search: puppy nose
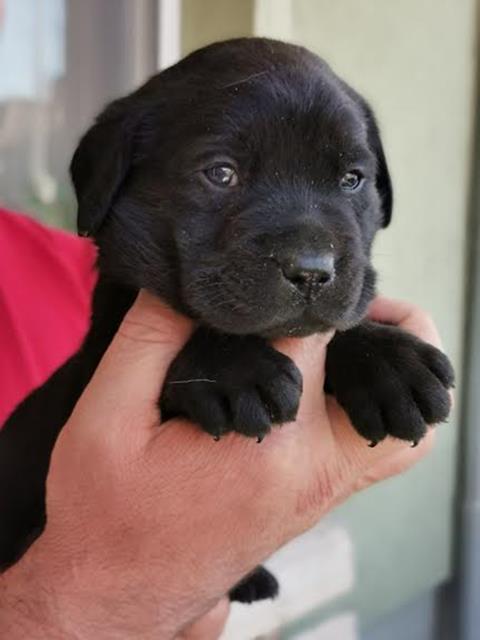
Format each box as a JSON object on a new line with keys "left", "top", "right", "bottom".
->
{"left": 280, "top": 252, "right": 335, "bottom": 291}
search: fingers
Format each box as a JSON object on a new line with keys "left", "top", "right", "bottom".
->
{"left": 177, "top": 598, "right": 230, "bottom": 640}
{"left": 368, "top": 295, "right": 453, "bottom": 404}
{"left": 353, "top": 428, "right": 436, "bottom": 493}
{"left": 366, "top": 424, "right": 435, "bottom": 478}
{"left": 326, "top": 397, "right": 437, "bottom": 493}
{"left": 273, "top": 330, "right": 334, "bottom": 392}
{"left": 272, "top": 332, "right": 334, "bottom": 433}
{"left": 368, "top": 296, "right": 442, "bottom": 347}
{"left": 326, "top": 299, "right": 449, "bottom": 501}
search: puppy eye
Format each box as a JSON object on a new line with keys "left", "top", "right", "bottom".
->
{"left": 340, "top": 171, "right": 363, "bottom": 191}
{"left": 204, "top": 164, "right": 239, "bottom": 188}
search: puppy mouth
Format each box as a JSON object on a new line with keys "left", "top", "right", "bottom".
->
{"left": 257, "top": 303, "right": 359, "bottom": 339}
{"left": 182, "top": 265, "right": 369, "bottom": 338}
{"left": 179, "top": 241, "right": 373, "bottom": 337}
{"left": 199, "top": 301, "right": 357, "bottom": 339}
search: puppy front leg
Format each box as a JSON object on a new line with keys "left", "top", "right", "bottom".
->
{"left": 325, "top": 321, "right": 455, "bottom": 446}
{"left": 160, "top": 328, "right": 302, "bottom": 441}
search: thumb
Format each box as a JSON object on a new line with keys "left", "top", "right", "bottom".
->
{"left": 177, "top": 598, "right": 230, "bottom": 640}
{"left": 367, "top": 296, "right": 442, "bottom": 347}
{"left": 273, "top": 331, "right": 334, "bottom": 411}
{"left": 108, "top": 289, "right": 193, "bottom": 387}
{"left": 75, "top": 290, "right": 193, "bottom": 429}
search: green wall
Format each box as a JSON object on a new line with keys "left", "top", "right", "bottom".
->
{"left": 181, "top": 0, "right": 477, "bottom": 631}
{"left": 280, "top": 0, "right": 476, "bottom": 627}
{"left": 182, "top": 0, "right": 254, "bottom": 54}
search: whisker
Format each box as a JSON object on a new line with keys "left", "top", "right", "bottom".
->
{"left": 167, "top": 378, "right": 217, "bottom": 385}
{"left": 223, "top": 70, "right": 269, "bottom": 88}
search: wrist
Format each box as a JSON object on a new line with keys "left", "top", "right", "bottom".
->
{"left": 0, "top": 536, "right": 181, "bottom": 640}
{"left": 0, "top": 542, "right": 65, "bottom": 640}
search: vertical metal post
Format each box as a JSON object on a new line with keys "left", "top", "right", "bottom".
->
{"left": 459, "top": 10, "right": 480, "bottom": 639}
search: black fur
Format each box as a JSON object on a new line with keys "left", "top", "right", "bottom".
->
{"left": 0, "top": 38, "right": 454, "bottom": 604}
{"left": 229, "top": 565, "right": 279, "bottom": 604}
{"left": 162, "top": 330, "right": 302, "bottom": 441}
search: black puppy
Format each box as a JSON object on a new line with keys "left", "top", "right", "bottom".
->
{"left": 0, "top": 38, "right": 454, "bottom": 603}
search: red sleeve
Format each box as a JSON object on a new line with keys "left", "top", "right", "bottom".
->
{"left": 0, "top": 208, "right": 97, "bottom": 426}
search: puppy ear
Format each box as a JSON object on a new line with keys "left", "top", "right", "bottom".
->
{"left": 70, "top": 101, "right": 141, "bottom": 237}
{"left": 361, "top": 104, "right": 393, "bottom": 228}
{"left": 341, "top": 84, "right": 393, "bottom": 228}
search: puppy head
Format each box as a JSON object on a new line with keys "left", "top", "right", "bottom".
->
{"left": 71, "top": 38, "right": 392, "bottom": 337}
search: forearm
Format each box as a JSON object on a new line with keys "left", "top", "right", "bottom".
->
{"left": 0, "top": 548, "right": 65, "bottom": 640}
{"left": 0, "top": 447, "right": 287, "bottom": 640}
{"left": 0, "top": 539, "right": 181, "bottom": 640}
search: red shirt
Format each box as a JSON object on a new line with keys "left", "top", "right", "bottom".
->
{"left": 0, "top": 208, "right": 97, "bottom": 425}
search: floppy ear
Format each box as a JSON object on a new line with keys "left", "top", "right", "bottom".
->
{"left": 340, "top": 83, "right": 393, "bottom": 228}
{"left": 361, "top": 102, "right": 393, "bottom": 228}
{"left": 70, "top": 101, "right": 141, "bottom": 237}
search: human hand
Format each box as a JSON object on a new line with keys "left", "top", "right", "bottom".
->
{"left": 0, "top": 294, "right": 448, "bottom": 639}
{"left": 352, "top": 296, "right": 450, "bottom": 487}
{"left": 176, "top": 598, "right": 229, "bottom": 639}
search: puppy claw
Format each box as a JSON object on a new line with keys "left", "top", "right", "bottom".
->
{"left": 257, "top": 435, "right": 264, "bottom": 444}
{"left": 368, "top": 440, "right": 378, "bottom": 448}
{"left": 411, "top": 440, "right": 419, "bottom": 448}
{"left": 213, "top": 435, "right": 221, "bottom": 442}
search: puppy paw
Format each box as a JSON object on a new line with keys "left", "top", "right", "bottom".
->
{"left": 229, "top": 565, "right": 279, "bottom": 603}
{"left": 325, "top": 321, "right": 454, "bottom": 445}
{"left": 160, "top": 329, "right": 302, "bottom": 440}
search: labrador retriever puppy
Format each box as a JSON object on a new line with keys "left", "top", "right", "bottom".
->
{"left": 0, "top": 38, "right": 454, "bottom": 603}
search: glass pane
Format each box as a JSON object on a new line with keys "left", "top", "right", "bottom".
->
{"left": 0, "top": 0, "right": 157, "bottom": 228}
{"left": 0, "top": 0, "right": 70, "bottom": 225}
